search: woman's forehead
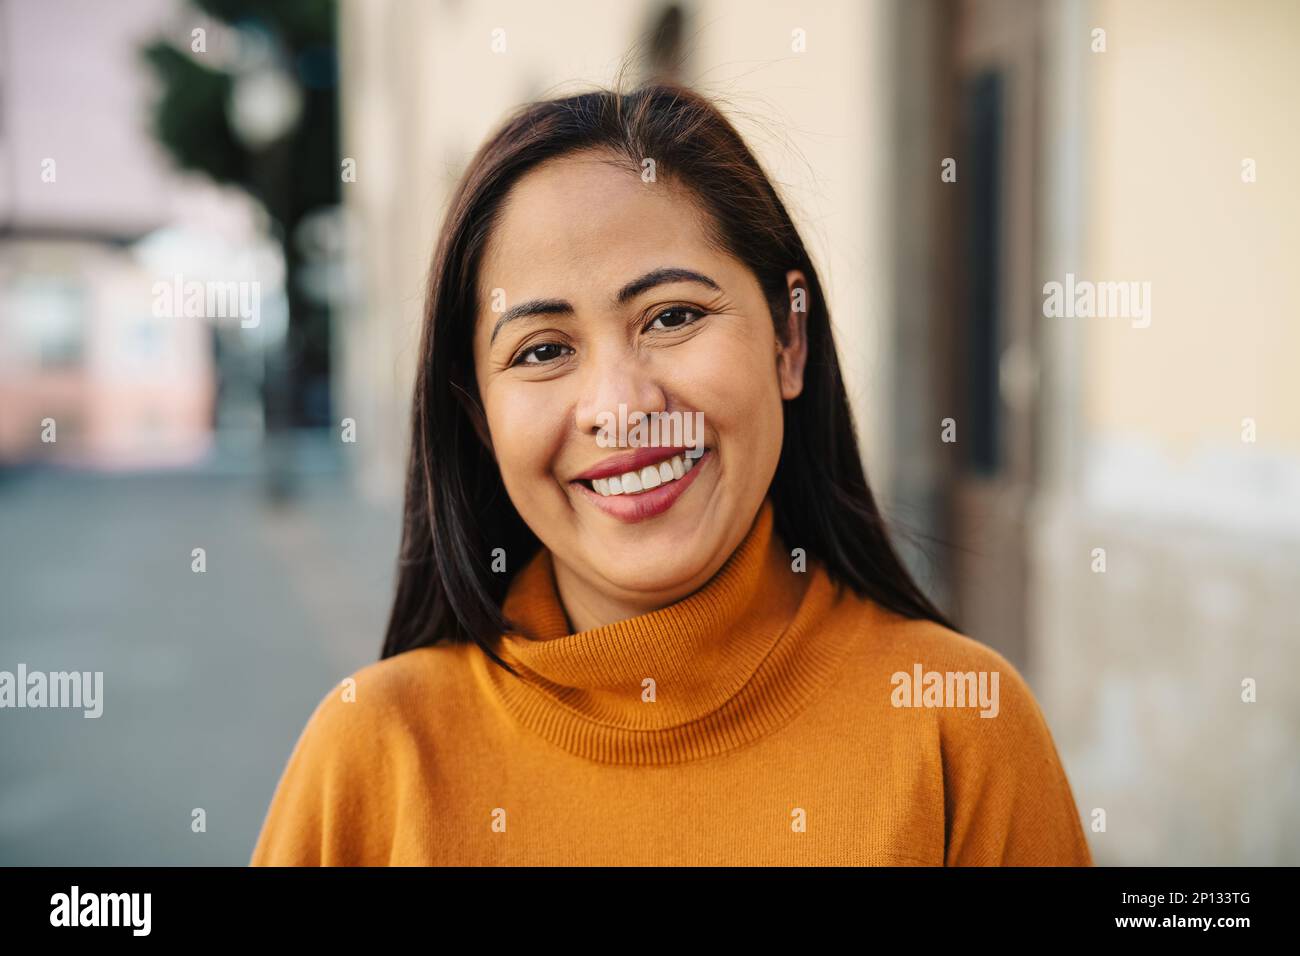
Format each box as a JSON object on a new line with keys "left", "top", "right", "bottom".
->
{"left": 477, "top": 155, "right": 719, "bottom": 302}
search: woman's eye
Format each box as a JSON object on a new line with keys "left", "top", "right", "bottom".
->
{"left": 647, "top": 307, "right": 704, "bottom": 331}
{"left": 515, "top": 342, "right": 571, "bottom": 366}
{"left": 511, "top": 310, "right": 700, "bottom": 365}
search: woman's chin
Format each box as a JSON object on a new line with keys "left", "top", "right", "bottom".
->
{"left": 591, "top": 556, "right": 713, "bottom": 604}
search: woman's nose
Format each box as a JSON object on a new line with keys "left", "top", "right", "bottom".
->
{"left": 573, "top": 354, "right": 668, "bottom": 440}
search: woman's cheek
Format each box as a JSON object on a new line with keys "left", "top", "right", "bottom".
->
{"left": 674, "top": 325, "right": 782, "bottom": 428}
{"left": 487, "top": 387, "right": 569, "bottom": 492}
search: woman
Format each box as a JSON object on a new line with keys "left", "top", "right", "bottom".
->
{"left": 251, "top": 82, "right": 1092, "bottom": 866}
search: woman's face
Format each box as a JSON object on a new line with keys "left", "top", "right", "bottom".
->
{"left": 472, "top": 149, "right": 807, "bottom": 622}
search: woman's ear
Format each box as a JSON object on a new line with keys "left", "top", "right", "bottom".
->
{"left": 776, "top": 269, "right": 810, "bottom": 400}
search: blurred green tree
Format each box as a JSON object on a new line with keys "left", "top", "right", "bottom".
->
{"left": 142, "top": 0, "right": 340, "bottom": 495}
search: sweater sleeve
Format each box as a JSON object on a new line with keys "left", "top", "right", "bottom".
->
{"left": 938, "top": 652, "right": 1093, "bottom": 866}
{"left": 249, "top": 679, "right": 393, "bottom": 866}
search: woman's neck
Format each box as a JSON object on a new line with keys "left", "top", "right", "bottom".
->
{"left": 542, "top": 502, "right": 773, "bottom": 635}
{"left": 550, "top": 559, "right": 685, "bottom": 633}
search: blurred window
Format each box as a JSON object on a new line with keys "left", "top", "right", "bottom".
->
{"left": 11, "top": 276, "right": 88, "bottom": 368}
{"left": 961, "top": 71, "right": 1004, "bottom": 477}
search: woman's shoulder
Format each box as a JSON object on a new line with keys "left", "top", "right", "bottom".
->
{"left": 831, "top": 590, "right": 1053, "bottom": 732}
{"left": 834, "top": 593, "right": 1091, "bottom": 864}
{"left": 252, "top": 642, "right": 481, "bottom": 866}
{"left": 291, "top": 642, "right": 482, "bottom": 751}
{"left": 350, "top": 640, "right": 479, "bottom": 699}
{"left": 833, "top": 588, "right": 1019, "bottom": 674}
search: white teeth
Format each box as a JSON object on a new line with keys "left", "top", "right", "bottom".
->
{"left": 587, "top": 451, "right": 706, "bottom": 497}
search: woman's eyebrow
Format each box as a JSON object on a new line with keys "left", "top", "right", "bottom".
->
{"left": 489, "top": 299, "right": 571, "bottom": 344}
{"left": 488, "top": 267, "right": 721, "bottom": 344}
{"left": 616, "top": 267, "right": 720, "bottom": 304}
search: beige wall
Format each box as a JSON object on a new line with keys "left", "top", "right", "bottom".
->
{"left": 1032, "top": 0, "right": 1300, "bottom": 865}
{"left": 1085, "top": 0, "right": 1300, "bottom": 461}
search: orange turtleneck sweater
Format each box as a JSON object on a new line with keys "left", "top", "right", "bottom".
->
{"left": 250, "top": 499, "right": 1093, "bottom": 866}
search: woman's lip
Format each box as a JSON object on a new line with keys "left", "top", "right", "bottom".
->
{"left": 571, "top": 449, "right": 711, "bottom": 523}
{"left": 573, "top": 445, "right": 705, "bottom": 482}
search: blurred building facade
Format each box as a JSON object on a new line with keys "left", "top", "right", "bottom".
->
{"left": 0, "top": 0, "right": 283, "bottom": 471}
{"left": 1029, "top": 0, "right": 1300, "bottom": 865}
{"left": 0, "top": 0, "right": 205, "bottom": 468}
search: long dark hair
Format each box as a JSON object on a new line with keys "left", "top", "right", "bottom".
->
{"left": 381, "top": 81, "right": 952, "bottom": 666}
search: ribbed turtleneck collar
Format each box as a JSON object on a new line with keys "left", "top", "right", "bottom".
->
{"left": 473, "top": 498, "right": 855, "bottom": 765}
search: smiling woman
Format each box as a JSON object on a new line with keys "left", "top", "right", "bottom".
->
{"left": 249, "top": 82, "right": 1093, "bottom": 867}
{"left": 470, "top": 149, "right": 806, "bottom": 622}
